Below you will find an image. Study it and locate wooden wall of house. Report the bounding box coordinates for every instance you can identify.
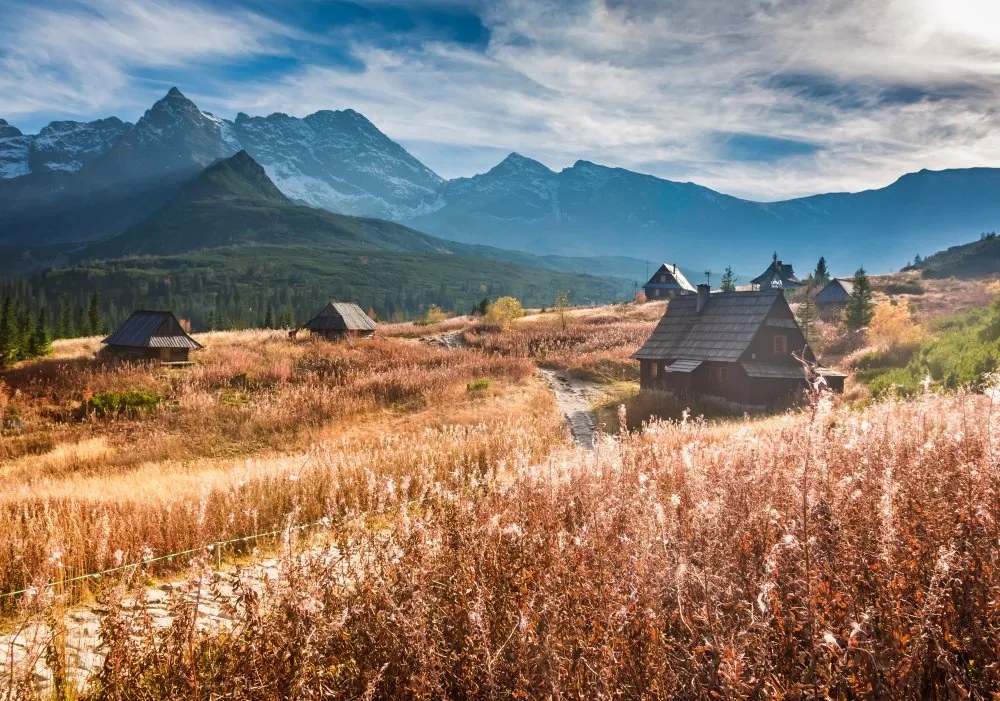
[744,322,810,363]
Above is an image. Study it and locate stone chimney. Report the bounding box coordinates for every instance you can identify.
[696,283,710,313]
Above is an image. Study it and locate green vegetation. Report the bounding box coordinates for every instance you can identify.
[80,390,162,418]
[856,296,1000,396]
[466,378,490,391]
[5,245,630,334]
[905,232,1000,279]
[0,293,53,367]
[881,279,925,295]
[720,266,736,292]
[812,256,830,286]
[844,267,874,330]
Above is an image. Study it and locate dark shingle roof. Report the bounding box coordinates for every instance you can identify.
[643,263,696,293]
[815,278,854,304]
[750,259,802,288]
[741,362,807,379]
[633,290,789,362]
[102,311,202,349]
[303,302,376,332]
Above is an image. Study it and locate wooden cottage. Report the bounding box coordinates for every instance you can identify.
[302,302,376,340]
[642,263,696,300]
[750,255,802,290]
[102,310,202,363]
[814,278,854,319]
[633,285,844,408]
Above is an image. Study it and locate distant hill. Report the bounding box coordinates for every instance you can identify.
[905,233,1000,279]
[18,151,635,327]
[407,154,1000,275]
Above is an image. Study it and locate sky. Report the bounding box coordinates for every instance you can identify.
[1,0,999,200]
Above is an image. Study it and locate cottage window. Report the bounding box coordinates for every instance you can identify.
[711,366,728,383]
[773,335,788,354]
[650,362,659,378]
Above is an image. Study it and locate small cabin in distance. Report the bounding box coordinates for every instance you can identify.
[750,254,803,290]
[302,302,376,340]
[102,310,202,363]
[632,285,845,409]
[642,263,696,300]
[814,278,854,320]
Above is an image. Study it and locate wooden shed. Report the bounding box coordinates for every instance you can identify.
[633,285,844,409]
[750,255,803,290]
[642,263,696,300]
[302,302,376,340]
[814,278,854,319]
[102,310,202,363]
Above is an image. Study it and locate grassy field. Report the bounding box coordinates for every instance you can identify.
[2,298,999,699]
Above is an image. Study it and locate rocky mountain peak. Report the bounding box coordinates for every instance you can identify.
[0,119,23,138]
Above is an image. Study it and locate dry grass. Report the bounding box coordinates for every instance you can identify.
[0,331,549,606]
[9,389,993,699]
[462,302,663,382]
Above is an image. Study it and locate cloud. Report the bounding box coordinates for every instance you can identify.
[0,0,293,120]
[2,0,1000,200]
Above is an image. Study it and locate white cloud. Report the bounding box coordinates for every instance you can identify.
[2,0,999,199]
[0,0,291,119]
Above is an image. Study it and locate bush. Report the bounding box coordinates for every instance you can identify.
[883,279,925,295]
[79,390,162,418]
[466,378,490,392]
[486,296,525,326]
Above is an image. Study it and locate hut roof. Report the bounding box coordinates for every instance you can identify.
[303,302,376,333]
[643,263,696,293]
[750,259,802,288]
[815,278,854,304]
[102,311,202,349]
[632,290,794,362]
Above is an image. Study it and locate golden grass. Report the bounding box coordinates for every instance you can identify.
[20,389,992,699]
[0,331,551,605]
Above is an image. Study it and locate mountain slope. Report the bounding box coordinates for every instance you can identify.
[234,109,443,219]
[407,156,1000,274]
[905,233,1000,279]
[82,151,472,260]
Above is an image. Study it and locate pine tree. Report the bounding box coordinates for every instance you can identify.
[263,304,275,329]
[0,297,14,367]
[29,307,52,358]
[844,267,875,330]
[720,266,736,292]
[87,293,103,336]
[813,257,830,286]
[797,294,820,348]
[57,300,73,339]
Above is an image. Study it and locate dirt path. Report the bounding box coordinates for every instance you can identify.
[538,369,600,450]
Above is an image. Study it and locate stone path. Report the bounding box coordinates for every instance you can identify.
[538,369,600,450]
[0,548,338,695]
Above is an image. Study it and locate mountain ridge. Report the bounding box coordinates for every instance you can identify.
[3,88,1000,274]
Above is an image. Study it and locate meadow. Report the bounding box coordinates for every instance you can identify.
[2,292,999,699]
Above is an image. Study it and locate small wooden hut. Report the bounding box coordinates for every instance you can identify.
[642,263,696,300]
[102,310,202,363]
[302,302,376,340]
[814,278,854,319]
[633,286,844,408]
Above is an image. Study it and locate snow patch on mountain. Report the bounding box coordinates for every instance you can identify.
[0,120,30,178]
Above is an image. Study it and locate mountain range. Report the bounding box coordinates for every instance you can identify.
[3,87,1000,276]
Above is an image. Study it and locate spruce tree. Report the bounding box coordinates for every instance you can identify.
[797,294,820,348]
[29,307,52,358]
[0,297,13,367]
[87,293,103,335]
[263,304,275,329]
[720,266,737,292]
[813,257,830,286]
[844,267,875,330]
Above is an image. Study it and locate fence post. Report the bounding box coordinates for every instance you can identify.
[215,542,222,570]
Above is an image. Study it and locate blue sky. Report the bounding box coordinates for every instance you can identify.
[2,0,999,200]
